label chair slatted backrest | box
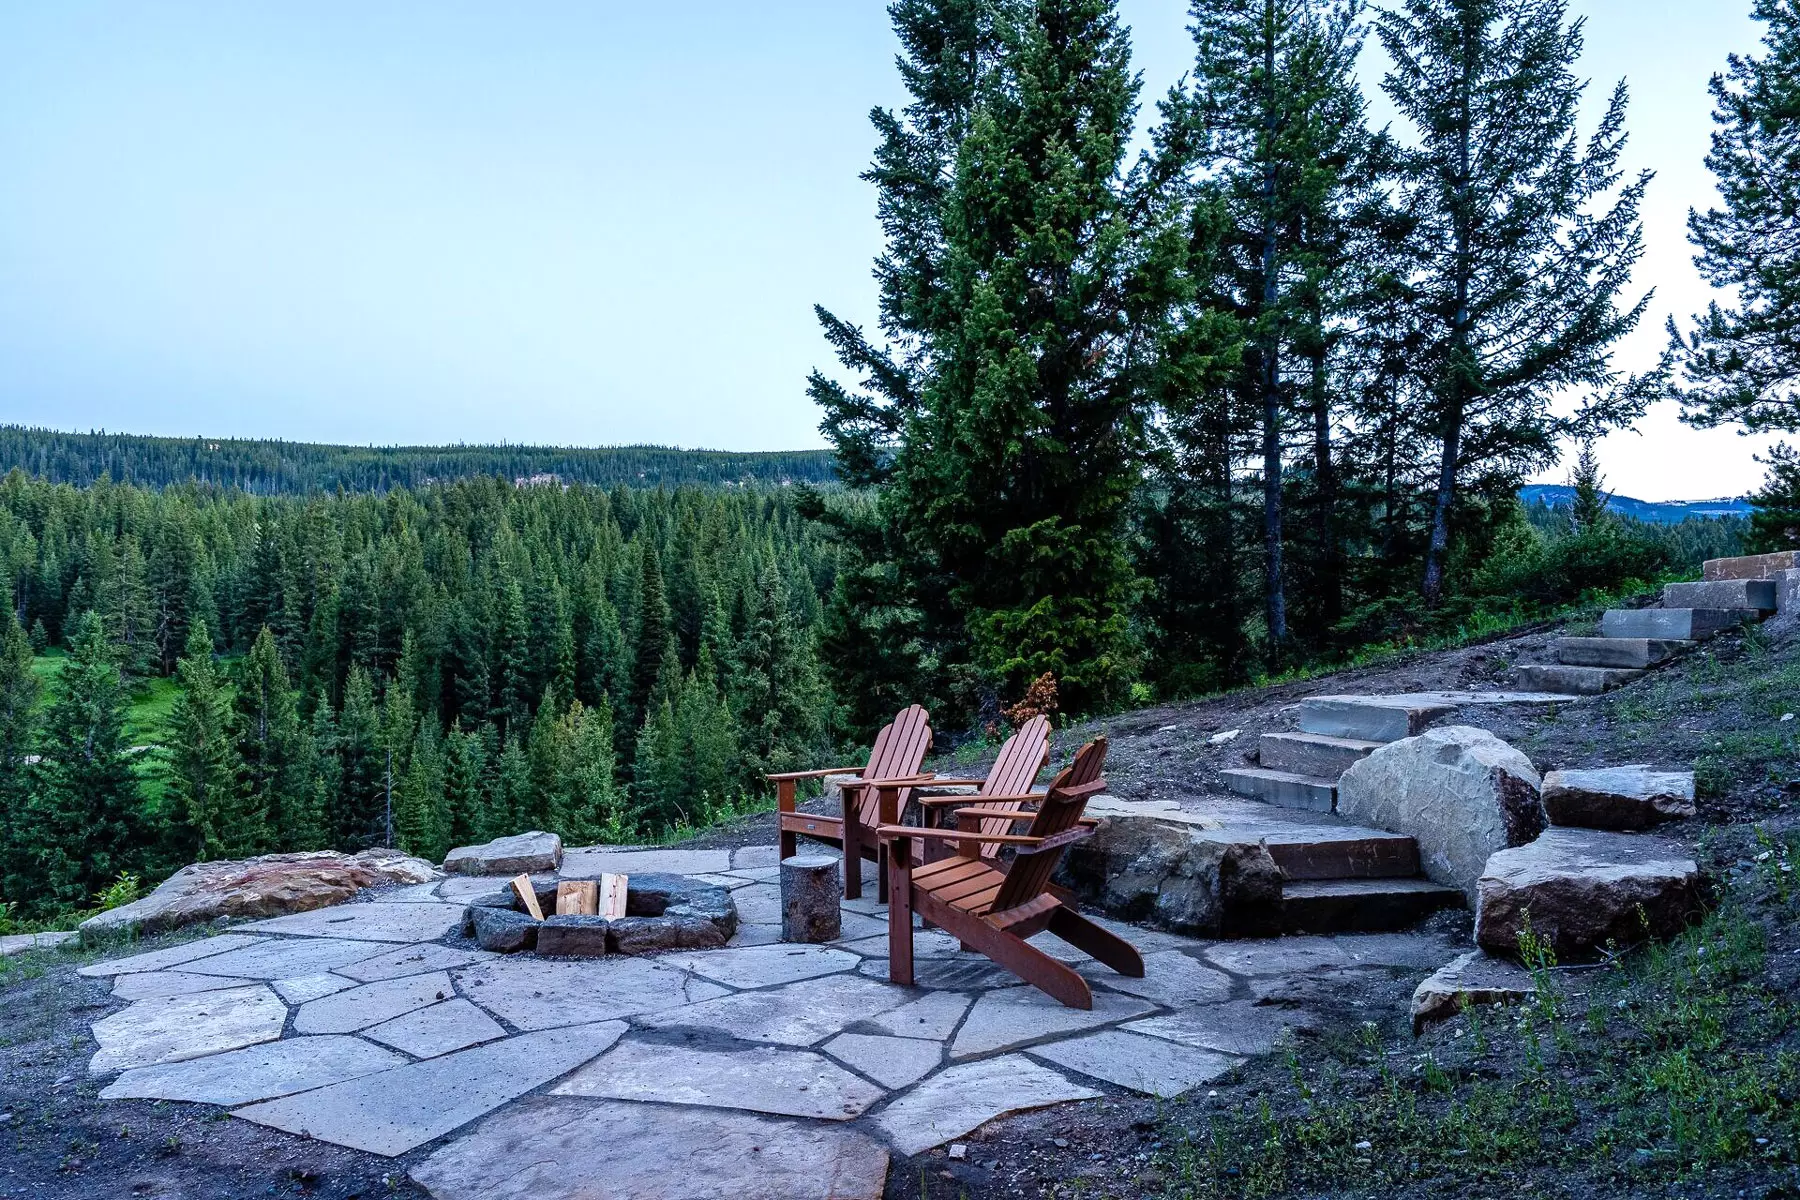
[854,704,932,828]
[971,715,1053,856]
[991,737,1108,913]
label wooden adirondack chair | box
[906,714,1051,862]
[769,704,932,900]
[877,737,1144,1009]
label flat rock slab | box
[233,1021,626,1157]
[824,1033,943,1089]
[110,970,255,1001]
[559,847,731,877]
[1085,950,1232,1006]
[1299,692,1575,741]
[372,881,445,903]
[0,930,77,956]
[90,985,287,1074]
[181,937,388,980]
[240,901,465,943]
[1028,1029,1237,1097]
[840,929,961,960]
[1542,766,1697,830]
[293,971,453,1034]
[732,845,784,869]
[364,998,506,1059]
[640,972,913,1047]
[99,1035,406,1105]
[1411,950,1537,1032]
[78,934,267,978]
[950,986,1156,1059]
[663,943,860,989]
[872,1055,1100,1156]
[456,957,728,1030]
[728,885,783,926]
[272,972,359,1005]
[410,1096,891,1200]
[1125,1000,1319,1056]
[553,1039,884,1120]
[442,830,563,876]
[1476,827,1702,959]
[863,991,973,1041]
[336,941,493,982]
[1201,935,1348,976]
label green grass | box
[30,654,185,747]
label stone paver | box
[554,1039,884,1120]
[100,1036,406,1105]
[1086,950,1233,1006]
[111,970,254,1001]
[1202,936,1348,976]
[863,991,973,1041]
[0,930,77,956]
[729,884,783,925]
[950,986,1156,1059]
[337,941,493,982]
[411,1097,890,1200]
[824,1033,942,1089]
[180,937,379,980]
[364,998,507,1058]
[732,845,784,869]
[727,923,784,947]
[664,943,860,990]
[293,972,454,1035]
[233,1021,626,1156]
[240,901,465,943]
[841,928,960,960]
[692,872,758,891]
[1028,1029,1236,1096]
[559,847,731,877]
[76,934,266,977]
[272,972,359,1005]
[90,986,287,1074]
[1125,1000,1318,1056]
[860,956,1018,990]
[872,1055,1100,1156]
[640,972,913,1047]
[457,957,728,1030]
[438,876,511,901]
[372,881,444,903]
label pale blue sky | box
[0,1,1774,499]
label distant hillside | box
[1520,483,1753,524]
[0,426,837,493]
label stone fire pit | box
[462,873,736,957]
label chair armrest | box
[911,777,988,788]
[873,825,1045,846]
[765,767,868,782]
[949,807,1039,823]
[855,774,937,789]
[917,793,1008,807]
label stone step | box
[1553,637,1692,669]
[1219,767,1336,813]
[1257,732,1384,778]
[1662,579,1777,612]
[1297,696,1456,742]
[1599,607,1755,641]
[1516,664,1643,695]
[1279,877,1464,934]
[1703,550,1800,581]
[1256,828,1420,881]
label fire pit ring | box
[462,872,737,957]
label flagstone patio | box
[80,845,1457,1199]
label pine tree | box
[442,720,490,849]
[234,627,321,851]
[1747,443,1800,551]
[629,543,673,728]
[1567,440,1611,532]
[395,720,450,861]
[523,688,565,832]
[334,666,386,848]
[1376,0,1655,603]
[731,566,823,784]
[24,612,142,912]
[492,573,532,737]
[168,621,260,861]
[559,698,622,845]
[490,733,533,840]
[0,608,40,906]
[1669,0,1800,433]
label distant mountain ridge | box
[0,426,838,493]
[1520,483,1752,523]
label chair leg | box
[1047,907,1146,979]
[887,839,915,987]
[777,780,797,861]
[924,903,1093,1010]
[842,800,863,901]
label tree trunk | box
[1310,346,1340,630]
[1259,9,1287,649]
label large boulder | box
[1336,726,1546,902]
[1054,816,1282,937]
[1542,766,1696,831]
[79,849,439,944]
[442,831,563,876]
[1410,950,1537,1034]
[1475,828,1702,960]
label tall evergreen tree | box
[558,698,622,845]
[395,720,449,861]
[234,627,321,851]
[334,666,386,848]
[24,612,142,912]
[1375,0,1655,603]
[442,721,490,849]
[1669,0,1800,434]
[0,608,40,906]
[167,621,260,862]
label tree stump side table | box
[780,854,842,943]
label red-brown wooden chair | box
[769,704,932,899]
[876,737,1144,1009]
[905,714,1052,860]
